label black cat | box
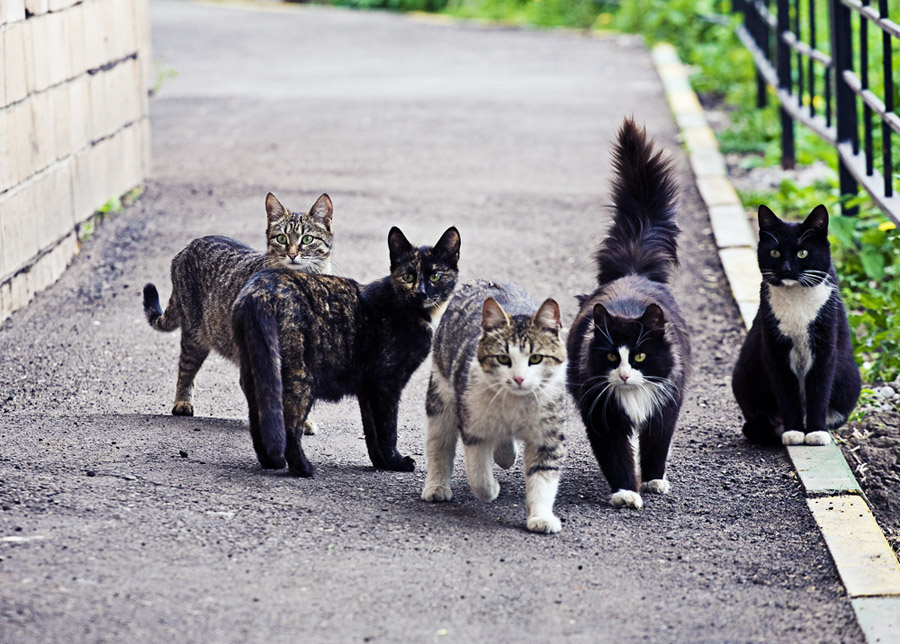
[231,226,461,476]
[733,204,861,446]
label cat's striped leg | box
[172,336,209,416]
[523,437,564,534]
[463,438,500,502]
[422,374,458,502]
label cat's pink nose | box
[620,373,629,382]
[514,376,524,386]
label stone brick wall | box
[0,0,152,321]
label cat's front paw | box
[382,454,416,472]
[302,419,318,436]
[526,514,562,534]
[641,479,670,494]
[422,482,453,502]
[610,489,643,509]
[782,430,806,446]
[172,401,194,416]
[804,430,831,446]
[471,479,500,502]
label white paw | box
[526,515,562,534]
[471,479,500,502]
[303,419,318,436]
[421,482,453,502]
[610,489,643,509]
[782,430,805,446]
[804,431,831,446]
[641,479,670,494]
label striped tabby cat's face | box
[265,192,333,273]
[388,226,460,317]
[477,298,565,397]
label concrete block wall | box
[0,0,152,322]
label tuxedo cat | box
[732,204,861,446]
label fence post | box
[776,0,796,168]
[830,0,860,214]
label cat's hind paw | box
[526,514,562,534]
[804,430,831,446]
[421,483,453,502]
[641,479,670,494]
[302,419,318,436]
[172,401,194,416]
[781,430,806,446]
[610,489,643,510]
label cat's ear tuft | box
[309,194,333,231]
[435,226,461,263]
[757,204,780,230]
[803,204,829,236]
[533,298,561,334]
[388,227,413,265]
[482,298,510,332]
[640,303,666,329]
[266,192,290,223]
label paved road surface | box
[0,1,863,642]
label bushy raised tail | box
[231,295,288,470]
[595,118,680,286]
[142,283,181,332]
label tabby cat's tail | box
[231,295,287,469]
[594,117,680,286]
[142,283,181,332]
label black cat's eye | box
[528,355,543,365]
[634,352,647,363]
[797,249,808,258]
[769,249,781,258]
[428,272,442,283]
[301,234,314,245]
[276,234,288,245]
[496,355,511,366]
[606,352,618,363]
[401,273,415,284]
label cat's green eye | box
[606,353,618,362]
[401,273,415,284]
[634,352,647,363]
[276,234,288,245]
[428,272,442,283]
[301,235,314,245]
[797,249,808,258]
[528,355,543,365]
[769,249,781,258]
[496,355,512,366]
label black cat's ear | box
[592,303,611,330]
[265,192,290,223]
[802,204,829,236]
[532,298,561,334]
[757,204,780,231]
[309,194,333,231]
[435,226,461,263]
[640,303,666,330]
[482,298,510,332]
[388,227,413,266]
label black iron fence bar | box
[837,142,900,213]
[841,71,900,137]
[880,0,893,196]
[777,0,796,166]
[810,0,817,117]
[862,0,873,176]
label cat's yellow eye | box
[528,355,543,365]
[634,352,647,363]
[276,234,288,245]
[429,272,442,283]
[770,249,781,258]
[797,249,808,258]
[497,355,511,366]
[301,235,314,245]
[401,273,415,284]
[606,353,618,362]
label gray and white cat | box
[421,280,567,534]
[143,192,333,426]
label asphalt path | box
[0,1,864,642]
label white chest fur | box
[767,281,833,400]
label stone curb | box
[650,42,900,643]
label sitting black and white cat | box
[732,204,861,446]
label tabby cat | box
[732,204,861,446]
[143,192,333,426]
[231,225,461,476]
[567,118,691,510]
[421,280,567,534]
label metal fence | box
[733,0,900,223]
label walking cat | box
[732,204,861,446]
[231,225,461,477]
[421,280,567,534]
[143,192,333,429]
[567,118,691,510]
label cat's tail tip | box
[143,283,179,331]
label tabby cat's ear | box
[309,194,333,231]
[757,204,780,231]
[802,204,829,237]
[640,303,666,330]
[481,298,510,332]
[265,192,290,223]
[435,226,461,263]
[533,298,561,334]
[388,227,413,266]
